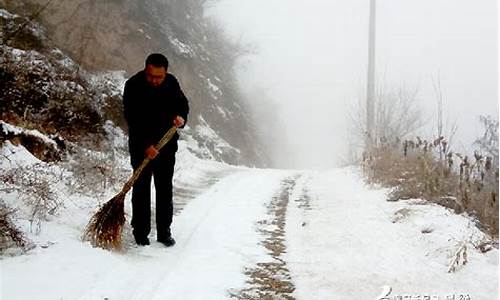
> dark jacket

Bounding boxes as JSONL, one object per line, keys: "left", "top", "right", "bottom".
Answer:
{"left": 123, "top": 71, "right": 189, "bottom": 164}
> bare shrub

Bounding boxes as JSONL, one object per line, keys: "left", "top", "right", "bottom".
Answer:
{"left": 349, "top": 83, "right": 423, "bottom": 164}
{"left": 62, "top": 143, "right": 129, "bottom": 198}
{"left": 364, "top": 131, "right": 499, "bottom": 236}
{"left": 0, "top": 163, "right": 63, "bottom": 233}
{"left": 474, "top": 115, "right": 499, "bottom": 166}
{"left": 448, "top": 242, "right": 468, "bottom": 273}
{"left": 1, "top": 31, "right": 106, "bottom": 148}
{"left": 0, "top": 200, "right": 32, "bottom": 254}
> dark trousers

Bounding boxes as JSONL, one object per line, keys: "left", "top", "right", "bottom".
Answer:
{"left": 130, "top": 150, "right": 176, "bottom": 241}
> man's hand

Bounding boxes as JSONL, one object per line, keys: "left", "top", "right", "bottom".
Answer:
{"left": 145, "top": 145, "right": 159, "bottom": 159}
{"left": 173, "top": 116, "right": 185, "bottom": 128}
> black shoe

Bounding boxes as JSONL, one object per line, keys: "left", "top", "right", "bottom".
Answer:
{"left": 135, "top": 237, "right": 150, "bottom": 246}
{"left": 157, "top": 236, "right": 176, "bottom": 247}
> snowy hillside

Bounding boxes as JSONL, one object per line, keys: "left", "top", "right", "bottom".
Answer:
{"left": 0, "top": 0, "right": 268, "bottom": 166}
{"left": 0, "top": 3, "right": 497, "bottom": 300}
{"left": 1, "top": 138, "right": 497, "bottom": 299}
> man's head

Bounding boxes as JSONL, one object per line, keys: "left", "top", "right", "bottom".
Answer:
{"left": 145, "top": 53, "right": 169, "bottom": 87}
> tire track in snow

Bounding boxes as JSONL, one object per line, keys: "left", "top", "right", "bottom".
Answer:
{"left": 131, "top": 169, "right": 289, "bottom": 300}
{"left": 230, "top": 175, "right": 300, "bottom": 300}
{"left": 4, "top": 168, "right": 289, "bottom": 300}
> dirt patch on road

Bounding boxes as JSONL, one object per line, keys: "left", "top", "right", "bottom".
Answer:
{"left": 230, "top": 176, "right": 299, "bottom": 300}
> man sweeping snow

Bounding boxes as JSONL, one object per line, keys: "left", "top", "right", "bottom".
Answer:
{"left": 123, "top": 53, "right": 189, "bottom": 247}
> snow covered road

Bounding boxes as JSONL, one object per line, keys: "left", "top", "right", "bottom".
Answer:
{"left": 1, "top": 164, "right": 498, "bottom": 299}
{"left": 2, "top": 166, "right": 290, "bottom": 299}
{"left": 285, "top": 168, "right": 498, "bottom": 300}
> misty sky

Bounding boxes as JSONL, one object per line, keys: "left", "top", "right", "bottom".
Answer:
{"left": 206, "top": 0, "right": 498, "bottom": 169}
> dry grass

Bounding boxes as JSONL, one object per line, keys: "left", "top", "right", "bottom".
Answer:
{"left": 230, "top": 178, "right": 297, "bottom": 300}
{"left": 363, "top": 137, "right": 498, "bottom": 237}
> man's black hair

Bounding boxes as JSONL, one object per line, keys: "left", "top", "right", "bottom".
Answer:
{"left": 145, "top": 53, "right": 169, "bottom": 69}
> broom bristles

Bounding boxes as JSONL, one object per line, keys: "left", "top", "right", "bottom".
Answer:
{"left": 83, "top": 192, "right": 126, "bottom": 250}
{"left": 82, "top": 127, "right": 178, "bottom": 251}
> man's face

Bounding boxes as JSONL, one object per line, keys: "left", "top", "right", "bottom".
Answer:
{"left": 145, "top": 64, "right": 167, "bottom": 87}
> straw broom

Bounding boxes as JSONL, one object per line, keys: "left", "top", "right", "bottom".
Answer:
{"left": 82, "top": 126, "right": 178, "bottom": 250}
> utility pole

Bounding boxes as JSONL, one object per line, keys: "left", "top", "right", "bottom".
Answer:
{"left": 366, "top": 0, "right": 376, "bottom": 151}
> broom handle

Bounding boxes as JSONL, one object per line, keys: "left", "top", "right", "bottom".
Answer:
{"left": 120, "top": 126, "right": 178, "bottom": 195}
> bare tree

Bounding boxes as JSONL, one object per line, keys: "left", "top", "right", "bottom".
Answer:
{"left": 432, "top": 72, "right": 458, "bottom": 159}
{"left": 474, "top": 115, "right": 499, "bottom": 166}
{"left": 348, "top": 82, "right": 424, "bottom": 159}
{"left": 373, "top": 84, "right": 423, "bottom": 143}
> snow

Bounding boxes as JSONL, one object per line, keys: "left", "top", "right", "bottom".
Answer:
{"left": 0, "top": 8, "right": 18, "bottom": 19}
{"left": 54, "top": 52, "right": 77, "bottom": 70}
{"left": 1, "top": 157, "right": 286, "bottom": 299}
{"left": 196, "top": 73, "right": 223, "bottom": 100}
{"left": 194, "top": 115, "right": 241, "bottom": 156}
{"left": 8, "top": 48, "right": 26, "bottom": 61}
{"left": 169, "top": 37, "right": 194, "bottom": 56}
{"left": 285, "top": 167, "right": 498, "bottom": 300}
{"left": 103, "top": 120, "right": 128, "bottom": 150}
{"left": 0, "top": 141, "right": 42, "bottom": 168}
{"left": 1, "top": 147, "right": 497, "bottom": 299}
{"left": 206, "top": 78, "right": 221, "bottom": 93}
{"left": 204, "top": 78, "right": 222, "bottom": 100}
{"left": 216, "top": 105, "right": 229, "bottom": 119}
{"left": 89, "top": 70, "right": 127, "bottom": 97}
{"left": 1, "top": 121, "right": 58, "bottom": 149}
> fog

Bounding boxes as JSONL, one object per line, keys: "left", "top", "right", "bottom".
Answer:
{"left": 206, "top": 0, "right": 498, "bottom": 170}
